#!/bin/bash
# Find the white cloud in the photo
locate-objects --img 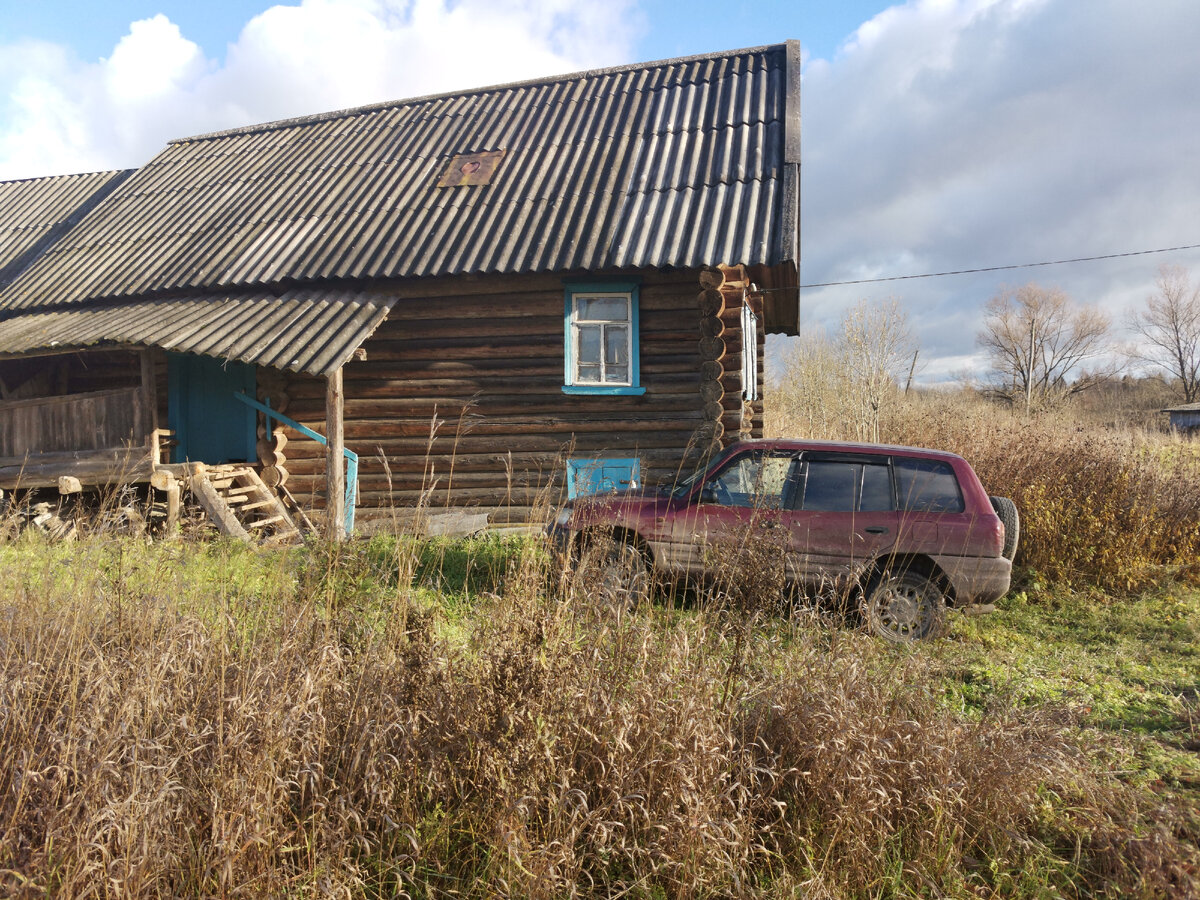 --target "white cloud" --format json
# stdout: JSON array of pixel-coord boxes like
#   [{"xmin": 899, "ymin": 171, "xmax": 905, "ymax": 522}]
[
  {"xmin": 799, "ymin": 0, "xmax": 1200, "ymax": 380},
  {"xmin": 0, "ymin": 0, "xmax": 641, "ymax": 180}
]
